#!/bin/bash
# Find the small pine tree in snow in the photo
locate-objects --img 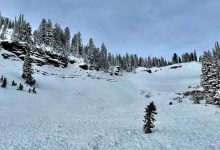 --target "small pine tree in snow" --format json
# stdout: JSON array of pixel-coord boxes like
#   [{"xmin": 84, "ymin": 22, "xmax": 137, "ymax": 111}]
[
  {"xmin": 33, "ymin": 87, "xmax": 37, "ymax": 94},
  {"xmin": 1, "ymin": 77, "xmax": 7, "ymax": 88},
  {"xmin": 143, "ymin": 101, "xmax": 157, "ymax": 134},
  {"xmin": 26, "ymin": 74, "xmax": 35, "ymax": 86},
  {"xmin": 0, "ymin": 75, "xmax": 3, "ymax": 83},
  {"xmin": 22, "ymin": 50, "xmax": 35, "ymax": 86},
  {"xmin": 17, "ymin": 83, "xmax": 23, "ymax": 91},
  {"xmin": 11, "ymin": 80, "xmax": 17, "ymax": 86}
]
